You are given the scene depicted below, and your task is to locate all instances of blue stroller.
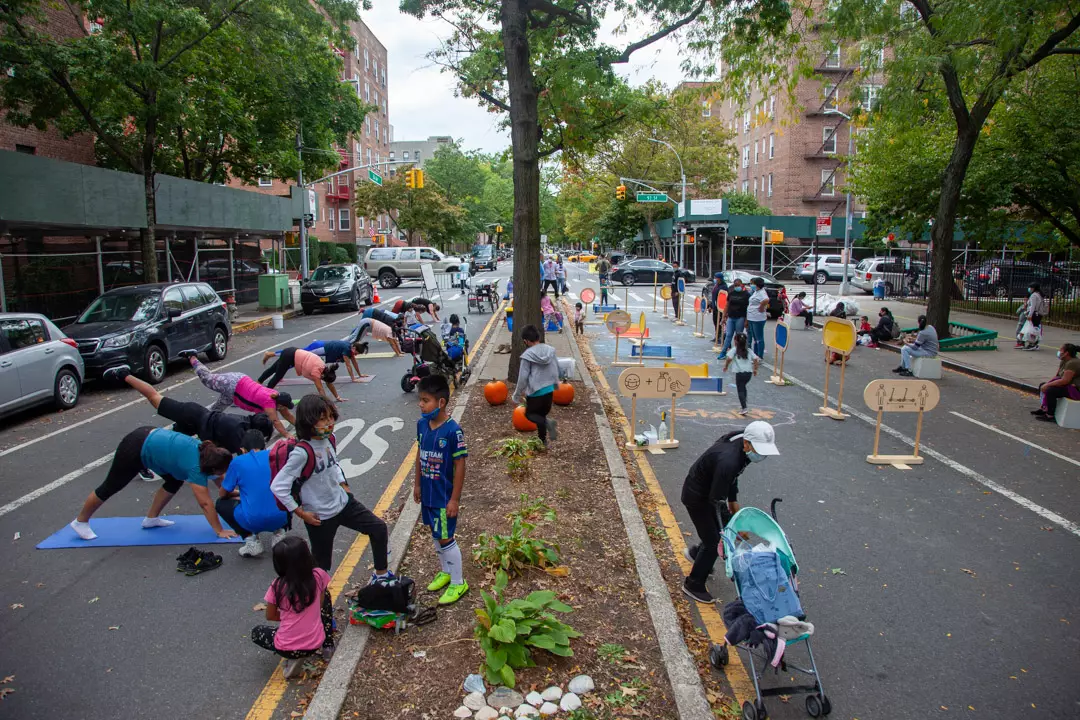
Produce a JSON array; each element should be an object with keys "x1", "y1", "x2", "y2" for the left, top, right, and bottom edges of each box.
[{"x1": 710, "y1": 499, "x2": 830, "y2": 720}]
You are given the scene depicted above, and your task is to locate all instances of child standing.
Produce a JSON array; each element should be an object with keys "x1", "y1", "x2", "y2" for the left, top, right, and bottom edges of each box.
[
  {"x1": 270, "y1": 395, "x2": 390, "y2": 576},
  {"x1": 722, "y1": 332, "x2": 759, "y2": 416},
  {"x1": 414, "y1": 375, "x2": 469, "y2": 605},
  {"x1": 510, "y1": 325, "x2": 560, "y2": 447},
  {"x1": 251, "y1": 535, "x2": 336, "y2": 678},
  {"x1": 574, "y1": 302, "x2": 585, "y2": 335}
]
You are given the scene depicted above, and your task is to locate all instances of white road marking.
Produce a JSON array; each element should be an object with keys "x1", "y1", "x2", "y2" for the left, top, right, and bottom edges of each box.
[
  {"x1": 777, "y1": 368, "x2": 1080, "y2": 538},
  {"x1": 0, "y1": 455, "x2": 114, "y2": 517},
  {"x1": 949, "y1": 411, "x2": 1080, "y2": 468},
  {"x1": 379, "y1": 296, "x2": 400, "y2": 306},
  {"x1": 448, "y1": 293, "x2": 461, "y2": 301},
  {"x1": 630, "y1": 292, "x2": 645, "y2": 302},
  {"x1": 0, "y1": 313, "x2": 359, "y2": 461}
]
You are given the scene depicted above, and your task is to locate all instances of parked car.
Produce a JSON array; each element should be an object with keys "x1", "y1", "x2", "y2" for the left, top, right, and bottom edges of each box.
[
  {"x1": 300, "y1": 264, "x2": 374, "y2": 315},
  {"x1": 65, "y1": 282, "x2": 231, "y2": 384},
  {"x1": 363, "y1": 246, "x2": 467, "y2": 288},
  {"x1": 963, "y1": 261, "x2": 1071, "y2": 299},
  {"x1": 796, "y1": 254, "x2": 855, "y2": 284},
  {"x1": 721, "y1": 270, "x2": 787, "y2": 319},
  {"x1": 610, "y1": 258, "x2": 696, "y2": 286},
  {"x1": 609, "y1": 252, "x2": 635, "y2": 266},
  {"x1": 0, "y1": 313, "x2": 85, "y2": 417},
  {"x1": 470, "y1": 244, "x2": 498, "y2": 273},
  {"x1": 197, "y1": 258, "x2": 263, "y2": 280},
  {"x1": 851, "y1": 257, "x2": 904, "y2": 294}
]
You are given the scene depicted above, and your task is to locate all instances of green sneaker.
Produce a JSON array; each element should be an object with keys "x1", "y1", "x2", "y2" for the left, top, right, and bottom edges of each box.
[
  {"x1": 426, "y1": 571, "x2": 451, "y2": 592},
  {"x1": 438, "y1": 581, "x2": 469, "y2": 605}
]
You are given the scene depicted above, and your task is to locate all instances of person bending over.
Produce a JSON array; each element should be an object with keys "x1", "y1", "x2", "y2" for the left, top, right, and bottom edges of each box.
[
  {"x1": 259, "y1": 348, "x2": 343, "y2": 403},
  {"x1": 408, "y1": 296, "x2": 441, "y2": 322},
  {"x1": 186, "y1": 355, "x2": 294, "y2": 437},
  {"x1": 271, "y1": 340, "x2": 369, "y2": 383}
]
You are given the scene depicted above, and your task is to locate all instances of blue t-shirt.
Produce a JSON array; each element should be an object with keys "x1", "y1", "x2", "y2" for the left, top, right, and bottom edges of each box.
[
  {"x1": 321, "y1": 340, "x2": 352, "y2": 362},
  {"x1": 140, "y1": 428, "x2": 212, "y2": 486},
  {"x1": 221, "y1": 451, "x2": 288, "y2": 533},
  {"x1": 417, "y1": 417, "x2": 467, "y2": 508}
]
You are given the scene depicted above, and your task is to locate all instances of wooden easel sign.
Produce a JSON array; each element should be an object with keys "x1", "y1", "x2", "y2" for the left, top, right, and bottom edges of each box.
[
  {"x1": 693, "y1": 297, "x2": 707, "y2": 338},
  {"x1": 617, "y1": 366, "x2": 691, "y2": 451},
  {"x1": 608, "y1": 310, "x2": 638, "y2": 366},
  {"x1": 815, "y1": 317, "x2": 857, "y2": 420},
  {"x1": 765, "y1": 321, "x2": 789, "y2": 385},
  {"x1": 711, "y1": 289, "x2": 728, "y2": 351},
  {"x1": 580, "y1": 288, "x2": 601, "y2": 325},
  {"x1": 863, "y1": 379, "x2": 940, "y2": 468},
  {"x1": 660, "y1": 285, "x2": 672, "y2": 318}
]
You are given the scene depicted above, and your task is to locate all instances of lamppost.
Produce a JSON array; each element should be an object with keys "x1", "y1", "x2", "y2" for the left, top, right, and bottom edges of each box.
[
  {"x1": 824, "y1": 108, "x2": 854, "y2": 295},
  {"x1": 647, "y1": 137, "x2": 687, "y2": 268}
]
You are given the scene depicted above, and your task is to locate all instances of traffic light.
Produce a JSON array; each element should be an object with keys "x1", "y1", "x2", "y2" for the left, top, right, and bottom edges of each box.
[
  {"x1": 496, "y1": 225, "x2": 503, "y2": 234},
  {"x1": 415, "y1": 169, "x2": 425, "y2": 189},
  {"x1": 405, "y1": 169, "x2": 416, "y2": 189},
  {"x1": 767, "y1": 230, "x2": 784, "y2": 244},
  {"x1": 616, "y1": 184, "x2": 626, "y2": 200},
  {"x1": 686, "y1": 234, "x2": 695, "y2": 244}
]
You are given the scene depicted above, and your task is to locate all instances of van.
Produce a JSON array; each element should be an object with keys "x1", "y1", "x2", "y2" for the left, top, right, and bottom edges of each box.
[{"x1": 362, "y1": 247, "x2": 467, "y2": 288}]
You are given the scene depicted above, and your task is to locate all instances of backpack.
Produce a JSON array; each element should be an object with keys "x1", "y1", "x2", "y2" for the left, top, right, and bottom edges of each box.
[
  {"x1": 349, "y1": 575, "x2": 416, "y2": 631},
  {"x1": 268, "y1": 434, "x2": 337, "y2": 511},
  {"x1": 889, "y1": 319, "x2": 901, "y2": 340}
]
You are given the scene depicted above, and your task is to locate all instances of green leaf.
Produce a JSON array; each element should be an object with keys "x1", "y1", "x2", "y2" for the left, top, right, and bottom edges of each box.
[
  {"x1": 494, "y1": 569, "x2": 509, "y2": 595},
  {"x1": 504, "y1": 642, "x2": 530, "y2": 668},
  {"x1": 526, "y1": 633, "x2": 556, "y2": 650},
  {"x1": 526, "y1": 590, "x2": 556, "y2": 605},
  {"x1": 547, "y1": 599, "x2": 574, "y2": 613},
  {"x1": 547, "y1": 644, "x2": 575, "y2": 657},
  {"x1": 485, "y1": 644, "x2": 507, "y2": 671},
  {"x1": 499, "y1": 663, "x2": 516, "y2": 688},
  {"x1": 489, "y1": 618, "x2": 517, "y2": 643}
]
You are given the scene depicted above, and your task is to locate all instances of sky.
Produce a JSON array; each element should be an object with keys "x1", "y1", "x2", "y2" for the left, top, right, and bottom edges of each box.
[{"x1": 362, "y1": 4, "x2": 690, "y2": 154}]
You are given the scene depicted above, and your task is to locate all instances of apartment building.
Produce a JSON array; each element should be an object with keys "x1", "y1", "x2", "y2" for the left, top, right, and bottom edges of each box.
[{"x1": 388, "y1": 135, "x2": 454, "y2": 170}]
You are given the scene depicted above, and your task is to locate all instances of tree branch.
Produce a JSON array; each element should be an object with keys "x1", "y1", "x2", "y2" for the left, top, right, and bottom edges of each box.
[
  {"x1": 610, "y1": 0, "x2": 707, "y2": 64},
  {"x1": 460, "y1": 75, "x2": 512, "y2": 112},
  {"x1": 1048, "y1": 47, "x2": 1080, "y2": 55},
  {"x1": 158, "y1": 0, "x2": 254, "y2": 70},
  {"x1": 1021, "y1": 12, "x2": 1080, "y2": 70},
  {"x1": 525, "y1": 0, "x2": 590, "y2": 29},
  {"x1": 1013, "y1": 186, "x2": 1080, "y2": 246}
]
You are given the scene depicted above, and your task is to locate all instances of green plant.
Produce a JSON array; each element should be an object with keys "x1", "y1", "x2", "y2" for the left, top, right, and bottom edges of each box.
[
  {"x1": 492, "y1": 437, "x2": 545, "y2": 478},
  {"x1": 508, "y1": 493, "x2": 556, "y2": 524},
  {"x1": 474, "y1": 517, "x2": 559, "y2": 576},
  {"x1": 603, "y1": 678, "x2": 648, "y2": 709},
  {"x1": 475, "y1": 569, "x2": 581, "y2": 688},
  {"x1": 597, "y1": 643, "x2": 627, "y2": 664}
]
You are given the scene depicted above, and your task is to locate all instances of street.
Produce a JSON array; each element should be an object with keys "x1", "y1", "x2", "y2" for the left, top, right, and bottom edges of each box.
[
  {"x1": 0, "y1": 267, "x2": 512, "y2": 720},
  {"x1": 576, "y1": 270, "x2": 1080, "y2": 719}
]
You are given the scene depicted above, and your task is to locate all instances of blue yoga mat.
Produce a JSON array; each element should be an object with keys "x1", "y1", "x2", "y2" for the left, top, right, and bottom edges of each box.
[{"x1": 37, "y1": 516, "x2": 242, "y2": 549}]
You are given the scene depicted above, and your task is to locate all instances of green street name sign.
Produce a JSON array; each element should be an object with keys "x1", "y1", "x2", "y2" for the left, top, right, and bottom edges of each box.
[
  {"x1": 636, "y1": 192, "x2": 669, "y2": 203},
  {"x1": 368, "y1": 169, "x2": 383, "y2": 186}
]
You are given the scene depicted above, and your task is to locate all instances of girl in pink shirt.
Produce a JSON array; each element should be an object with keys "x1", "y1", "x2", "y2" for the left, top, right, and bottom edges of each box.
[
  {"x1": 259, "y1": 348, "x2": 344, "y2": 403},
  {"x1": 251, "y1": 536, "x2": 335, "y2": 677}
]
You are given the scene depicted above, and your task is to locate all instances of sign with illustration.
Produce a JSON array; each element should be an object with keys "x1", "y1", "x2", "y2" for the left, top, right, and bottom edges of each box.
[
  {"x1": 862, "y1": 379, "x2": 941, "y2": 468},
  {"x1": 617, "y1": 367, "x2": 691, "y2": 399}
]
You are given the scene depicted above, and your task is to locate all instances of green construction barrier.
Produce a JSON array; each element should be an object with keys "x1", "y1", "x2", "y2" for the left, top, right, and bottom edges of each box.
[{"x1": 900, "y1": 322, "x2": 998, "y2": 351}]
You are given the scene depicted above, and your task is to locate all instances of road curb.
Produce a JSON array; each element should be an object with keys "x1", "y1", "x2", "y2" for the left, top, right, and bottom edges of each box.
[
  {"x1": 561, "y1": 305, "x2": 715, "y2": 720},
  {"x1": 232, "y1": 309, "x2": 302, "y2": 335}
]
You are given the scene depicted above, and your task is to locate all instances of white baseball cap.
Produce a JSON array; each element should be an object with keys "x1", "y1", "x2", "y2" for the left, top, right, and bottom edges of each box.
[{"x1": 739, "y1": 421, "x2": 779, "y2": 456}]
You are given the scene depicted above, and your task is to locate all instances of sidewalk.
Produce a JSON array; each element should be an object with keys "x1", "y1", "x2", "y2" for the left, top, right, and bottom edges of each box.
[
  {"x1": 837, "y1": 296, "x2": 1078, "y2": 391},
  {"x1": 482, "y1": 315, "x2": 578, "y2": 381},
  {"x1": 230, "y1": 298, "x2": 302, "y2": 333}
]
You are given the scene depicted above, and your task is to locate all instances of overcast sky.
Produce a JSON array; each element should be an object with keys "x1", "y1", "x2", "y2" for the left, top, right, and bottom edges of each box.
[{"x1": 363, "y1": 5, "x2": 689, "y2": 154}]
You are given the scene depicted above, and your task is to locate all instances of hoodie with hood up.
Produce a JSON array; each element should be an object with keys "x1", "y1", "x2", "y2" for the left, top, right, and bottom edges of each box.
[{"x1": 512, "y1": 343, "x2": 560, "y2": 402}]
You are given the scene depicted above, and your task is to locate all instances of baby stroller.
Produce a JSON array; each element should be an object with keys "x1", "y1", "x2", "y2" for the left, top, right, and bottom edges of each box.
[
  {"x1": 468, "y1": 278, "x2": 499, "y2": 314},
  {"x1": 710, "y1": 499, "x2": 829, "y2": 720},
  {"x1": 441, "y1": 322, "x2": 471, "y2": 384},
  {"x1": 401, "y1": 325, "x2": 462, "y2": 392}
]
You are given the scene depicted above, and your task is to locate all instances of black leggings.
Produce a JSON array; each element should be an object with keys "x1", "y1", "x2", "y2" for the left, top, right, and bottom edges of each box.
[
  {"x1": 525, "y1": 393, "x2": 554, "y2": 443},
  {"x1": 157, "y1": 396, "x2": 208, "y2": 438},
  {"x1": 251, "y1": 590, "x2": 334, "y2": 658},
  {"x1": 259, "y1": 347, "x2": 296, "y2": 389},
  {"x1": 305, "y1": 495, "x2": 388, "y2": 573},
  {"x1": 735, "y1": 372, "x2": 752, "y2": 410},
  {"x1": 542, "y1": 279, "x2": 560, "y2": 297},
  {"x1": 672, "y1": 292, "x2": 681, "y2": 319},
  {"x1": 684, "y1": 498, "x2": 731, "y2": 587},
  {"x1": 94, "y1": 427, "x2": 183, "y2": 501}
]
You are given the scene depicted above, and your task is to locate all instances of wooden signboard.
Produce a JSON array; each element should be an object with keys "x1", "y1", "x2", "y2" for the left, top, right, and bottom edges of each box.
[
  {"x1": 711, "y1": 290, "x2": 728, "y2": 350},
  {"x1": 863, "y1": 379, "x2": 941, "y2": 468},
  {"x1": 580, "y1": 288, "x2": 598, "y2": 325},
  {"x1": 765, "y1": 321, "x2": 790, "y2": 386},
  {"x1": 659, "y1": 285, "x2": 672, "y2": 318},
  {"x1": 693, "y1": 297, "x2": 707, "y2": 337},
  {"x1": 617, "y1": 367, "x2": 692, "y2": 450},
  {"x1": 607, "y1": 310, "x2": 637, "y2": 366},
  {"x1": 816, "y1": 317, "x2": 858, "y2": 420}
]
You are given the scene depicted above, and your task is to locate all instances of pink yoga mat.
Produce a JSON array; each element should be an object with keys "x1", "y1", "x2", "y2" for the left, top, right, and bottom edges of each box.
[{"x1": 274, "y1": 374, "x2": 375, "y2": 386}]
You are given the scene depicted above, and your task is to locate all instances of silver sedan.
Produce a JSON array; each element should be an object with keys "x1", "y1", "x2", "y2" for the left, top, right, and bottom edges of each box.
[{"x1": 0, "y1": 313, "x2": 85, "y2": 418}]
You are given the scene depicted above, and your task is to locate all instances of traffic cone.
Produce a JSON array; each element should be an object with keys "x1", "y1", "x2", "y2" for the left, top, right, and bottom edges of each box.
[{"x1": 373, "y1": 288, "x2": 381, "y2": 304}]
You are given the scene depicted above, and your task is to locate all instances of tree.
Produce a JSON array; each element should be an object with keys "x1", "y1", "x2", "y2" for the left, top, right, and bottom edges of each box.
[
  {"x1": 1, "y1": 0, "x2": 367, "y2": 282},
  {"x1": 724, "y1": 192, "x2": 772, "y2": 216},
  {"x1": 400, "y1": 0, "x2": 791, "y2": 378},
  {"x1": 353, "y1": 173, "x2": 466, "y2": 249},
  {"x1": 823, "y1": 0, "x2": 1080, "y2": 335}
]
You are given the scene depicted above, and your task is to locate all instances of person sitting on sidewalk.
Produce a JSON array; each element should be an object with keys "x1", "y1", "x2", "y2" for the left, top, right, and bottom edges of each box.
[
  {"x1": 217, "y1": 430, "x2": 289, "y2": 558},
  {"x1": 510, "y1": 324, "x2": 560, "y2": 448},
  {"x1": 1033, "y1": 343, "x2": 1080, "y2": 422},
  {"x1": 681, "y1": 421, "x2": 779, "y2": 604},
  {"x1": 894, "y1": 315, "x2": 938, "y2": 376},
  {"x1": 789, "y1": 291, "x2": 812, "y2": 328},
  {"x1": 868, "y1": 307, "x2": 896, "y2": 346}
]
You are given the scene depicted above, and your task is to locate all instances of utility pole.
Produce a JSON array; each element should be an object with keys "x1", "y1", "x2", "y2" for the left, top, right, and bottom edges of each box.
[
  {"x1": 825, "y1": 109, "x2": 854, "y2": 295},
  {"x1": 297, "y1": 130, "x2": 310, "y2": 280},
  {"x1": 647, "y1": 138, "x2": 687, "y2": 267}
]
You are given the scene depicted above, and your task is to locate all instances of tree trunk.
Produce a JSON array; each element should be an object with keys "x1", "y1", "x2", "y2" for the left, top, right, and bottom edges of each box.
[
  {"x1": 926, "y1": 127, "x2": 979, "y2": 339},
  {"x1": 502, "y1": 0, "x2": 542, "y2": 382},
  {"x1": 141, "y1": 119, "x2": 160, "y2": 283}
]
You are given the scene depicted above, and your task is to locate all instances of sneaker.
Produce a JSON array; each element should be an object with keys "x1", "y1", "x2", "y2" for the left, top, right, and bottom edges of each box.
[
  {"x1": 282, "y1": 657, "x2": 305, "y2": 679},
  {"x1": 238, "y1": 536, "x2": 264, "y2": 558},
  {"x1": 737, "y1": 408, "x2": 749, "y2": 416},
  {"x1": 547, "y1": 418, "x2": 559, "y2": 443},
  {"x1": 138, "y1": 468, "x2": 156, "y2": 482},
  {"x1": 681, "y1": 579, "x2": 714, "y2": 604},
  {"x1": 1031, "y1": 409, "x2": 1047, "y2": 416},
  {"x1": 1035, "y1": 414, "x2": 1055, "y2": 423},
  {"x1": 898, "y1": 369, "x2": 914, "y2": 377},
  {"x1": 177, "y1": 349, "x2": 199, "y2": 359},
  {"x1": 185, "y1": 550, "x2": 223, "y2": 575},
  {"x1": 892, "y1": 366, "x2": 905, "y2": 374},
  {"x1": 103, "y1": 365, "x2": 132, "y2": 380},
  {"x1": 320, "y1": 643, "x2": 336, "y2": 662},
  {"x1": 270, "y1": 528, "x2": 288, "y2": 548},
  {"x1": 176, "y1": 547, "x2": 200, "y2": 572},
  {"x1": 1014, "y1": 343, "x2": 1025, "y2": 349},
  {"x1": 438, "y1": 581, "x2": 469, "y2": 605},
  {"x1": 427, "y1": 571, "x2": 452, "y2": 592},
  {"x1": 369, "y1": 570, "x2": 396, "y2": 584}
]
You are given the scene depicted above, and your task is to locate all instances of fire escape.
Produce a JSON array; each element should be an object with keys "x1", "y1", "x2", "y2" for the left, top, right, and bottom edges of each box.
[
  {"x1": 325, "y1": 149, "x2": 351, "y2": 202},
  {"x1": 802, "y1": 62, "x2": 853, "y2": 218}
]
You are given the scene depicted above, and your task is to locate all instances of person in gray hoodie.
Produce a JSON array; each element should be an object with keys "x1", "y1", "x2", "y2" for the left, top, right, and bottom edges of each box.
[{"x1": 511, "y1": 324, "x2": 561, "y2": 446}]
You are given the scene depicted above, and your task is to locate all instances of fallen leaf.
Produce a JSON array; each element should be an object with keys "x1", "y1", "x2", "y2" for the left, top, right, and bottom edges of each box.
[
  {"x1": 961, "y1": 568, "x2": 977, "y2": 577},
  {"x1": 10, "y1": 604, "x2": 23, "y2": 610},
  {"x1": 940, "y1": 706, "x2": 948, "y2": 711},
  {"x1": 1, "y1": 676, "x2": 13, "y2": 684},
  {"x1": 779, "y1": 694, "x2": 791, "y2": 703},
  {"x1": 108, "y1": 625, "x2": 120, "y2": 631},
  {"x1": 12, "y1": 532, "x2": 19, "y2": 541},
  {"x1": 35, "y1": 583, "x2": 44, "y2": 588},
  {"x1": 253, "y1": 602, "x2": 267, "y2": 612},
  {"x1": 830, "y1": 568, "x2": 846, "y2": 575},
  {"x1": 620, "y1": 686, "x2": 639, "y2": 696},
  {"x1": 544, "y1": 566, "x2": 570, "y2": 577},
  {"x1": 291, "y1": 712, "x2": 303, "y2": 718},
  {"x1": 89, "y1": 597, "x2": 99, "y2": 604},
  {"x1": 0, "y1": 688, "x2": 13, "y2": 700},
  {"x1": 968, "y1": 706, "x2": 975, "y2": 711}
]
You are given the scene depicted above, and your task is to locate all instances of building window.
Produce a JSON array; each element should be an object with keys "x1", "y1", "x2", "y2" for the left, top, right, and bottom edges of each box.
[
  {"x1": 742, "y1": 179, "x2": 749, "y2": 193},
  {"x1": 768, "y1": 173, "x2": 774, "y2": 197},
  {"x1": 367, "y1": 148, "x2": 372, "y2": 165},
  {"x1": 754, "y1": 141, "x2": 759, "y2": 164},
  {"x1": 329, "y1": 212, "x2": 335, "y2": 231},
  {"x1": 743, "y1": 110, "x2": 750, "y2": 133},
  {"x1": 375, "y1": 118, "x2": 380, "y2": 136},
  {"x1": 822, "y1": 126, "x2": 837, "y2": 154},
  {"x1": 389, "y1": 151, "x2": 395, "y2": 160},
  {"x1": 373, "y1": 58, "x2": 378, "y2": 76},
  {"x1": 364, "y1": 47, "x2": 369, "y2": 70},
  {"x1": 861, "y1": 84, "x2": 881, "y2": 111},
  {"x1": 358, "y1": 215, "x2": 365, "y2": 229},
  {"x1": 14, "y1": 144, "x2": 35, "y2": 155},
  {"x1": 742, "y1": 145, "x2": 750, "y2": 168},
  {"x1": 825, "y1": 84, "x2": 838, "y2": 110},
  {"x1": 769, "y1": 95, "x2": 776, "y2": 118},
  {"x1": 702, "y1": 100, "x2": 711, "y2": 117},
  {"x1": 339, "y1": 209, "x2": 351, "y2": 231},
  {"x1": 825, "y1": 44, "x2": 841, "y2": 68},
  {"x1": 403, "y1": 151, "x2": 410, "y2": 160},
  {"x1": 364, "y1": 82, "x2": 370, "y2": 102},
  {"x1": 821, "y1": 170, "x2": 836, "y2": 196},
  {"x1": 258, "y1": 177, "x2": 273, "y2": 187},
  {"x1": 753, "y1": 178, "x2": 758, "y2": 196},
  {"x1": 414, "y1": 150, "x2": 420, "y2": 161},
  {"x1": 769, "y1": 133, "x2": 775, "y2": 159},
  {"x1": 354, "y1": 41, "x2": 360, "y2": 60},
  {"x1": 374, "y1": 90, "x2": 379, "y2": 107},
  {"x1": 365, "y1": 116, "x2": 370, "y2": 136}
]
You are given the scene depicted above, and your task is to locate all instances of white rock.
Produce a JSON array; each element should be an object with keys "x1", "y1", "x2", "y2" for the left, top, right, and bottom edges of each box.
[
  {"x1": 525, "y1": 692, "x2": 544, "y2": 707},
  {"x1": 559, "y1": 693, "x2": 582, "y2": 712},
  {"x1": 453, "y1": 707, "x2": 473, "y2": 719},
  {"x1": 475, "y1": 708, "x2": 500, "y2": 720},
  {"x1": 539, "y1": 702, "x2": 558, "y2": 716},
  {"x1": 568, "y1": 674, "x2": 595, "y2": 695},
  {"x1": 464, "y1": 693, "x2": 488, "y2": 711},
  {"x1": 498, "y1": 709, "x2": 513, "y2": 716},
  {"x1": 498, "y1": 717, "x2": 513, "y2": 720},
  {"x1": 514, "y1": 705, "x2": 539, "y2": 718},
  {"x1": 540, "y1": 686, "x2": 563, "y2": 702}
]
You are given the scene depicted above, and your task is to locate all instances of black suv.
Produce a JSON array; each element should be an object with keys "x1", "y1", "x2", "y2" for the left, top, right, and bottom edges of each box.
[
  {"x1": 65, "y1": 282, "x2": 231, "y2": 384},
  {"x1": 470, "y1": 245, "x2": 498, "y2": 273},
  {"x1": 300, "y1": 264, "x2": 374, "y2": 315}
]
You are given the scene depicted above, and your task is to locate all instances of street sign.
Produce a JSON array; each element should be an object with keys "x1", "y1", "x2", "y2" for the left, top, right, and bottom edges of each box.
[
  {"x1": 617, "y1": 367, "x2": 691, "y2": 399},
  {"x1": 863, "y1": 379, "x2": 940, "y2": 414},
  {"x1": 636, "y1": 192, "x2": 670, "y2": 203},
  {"x1": 368, "y1": 169, "x2": 383, "y2": 186},
  {"x1": 816, "y1": 217, "x2": 832, "y2": 236}
]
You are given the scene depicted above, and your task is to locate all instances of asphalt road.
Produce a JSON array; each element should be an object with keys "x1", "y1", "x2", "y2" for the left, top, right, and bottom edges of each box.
[
  {"x1": 0, "y1": 266, "x2": 512, "y2": 720},
  {"x1": 580, "y1": 277, "x2": 1080, "y2": 719}
]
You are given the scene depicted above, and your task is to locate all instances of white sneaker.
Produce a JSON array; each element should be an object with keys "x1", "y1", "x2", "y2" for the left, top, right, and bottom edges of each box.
[
  {"x1": 270, "y1": 529, "x2": 287, "y2": 548},
  {"x1": 238, "y1": 536, "x2": 264, "y2": 558},
  {"x1": 282, "y1": 657, "x2": 305, "y2": 679}
]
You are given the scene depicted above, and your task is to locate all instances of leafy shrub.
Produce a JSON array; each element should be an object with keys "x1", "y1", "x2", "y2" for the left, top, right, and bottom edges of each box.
[
  {"x1": 491, "y1": 437, "x2": 545, "y2": 478},
  {"x1": 475, "y1": 569, "x2": 581, "y2": 688},
  {"x1": 507, "y1": 493, "x2": 556, "y2": 524},
  {"x1": 474, "y1": 517, "x2": 559, "y2": 576}
]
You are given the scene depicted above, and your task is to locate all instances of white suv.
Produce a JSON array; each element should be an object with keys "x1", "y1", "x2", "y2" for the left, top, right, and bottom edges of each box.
[
  {"x1": 363, "y1": 247, "x2": 467, "y2": 288},
  {"x1": 795, "y1": 254, "x2": 855, "y2": 285}
]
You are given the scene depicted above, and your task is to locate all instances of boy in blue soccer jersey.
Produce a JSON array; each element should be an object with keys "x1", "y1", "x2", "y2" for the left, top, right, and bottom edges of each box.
[{"x1": 414, "y1": 375, "x2": 469, "y2": 605}]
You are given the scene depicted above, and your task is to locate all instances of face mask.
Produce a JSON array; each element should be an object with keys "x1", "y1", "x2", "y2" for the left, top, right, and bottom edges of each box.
[
  {"x1": 421, "y1": 407, "x2": 441, "y2": 421},
  {"x1": 1058, "y1": 350, "x2": 1064, "y2": 359},
  {"x1": 747, "y1": 450, "x2": 766, "y2": 463},
  {"x1": 312, "y1": 424, "x2": 334, "y2": 440}
]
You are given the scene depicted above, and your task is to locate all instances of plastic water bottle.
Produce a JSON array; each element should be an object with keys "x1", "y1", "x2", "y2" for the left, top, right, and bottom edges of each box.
[{"x1": 658, "y1": 412, "x2": 668, "y2": 442}]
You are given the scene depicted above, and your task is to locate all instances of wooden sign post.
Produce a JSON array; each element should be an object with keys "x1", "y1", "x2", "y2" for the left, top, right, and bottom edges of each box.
[
  {"x1": 660, "y1": 285, "x2": 672, "y2": 318},
  {"x1": 580, "y1": 288, "x2": 599, "y2": 325},
  {"x1": 607, "y1": 310, "x2": 637, "y2": 367},
  {"x1": 711, "y1": 290, "x2": 728, "y2": 352},
  {"x1": 674, "y1": 277, "x2": 687, "y2": 326},
  {"x1": 863, "y1": 379, "x2": 941, "y2": 468},
  {"x1": 617, "y1": 366, "x2": 692, "y2": 450},
  {"x1": 765, "y1": 321, "x2": 790, "y2": 385},
  {"x1": 652, "y1": 271, "x2": 659, "y2": 312},
  {"x1": 693, "y1": 297, "x2": 707, "y2": 337},
  {"x1": 815, "y1": 317, "x2": 857, "y2": 420}
]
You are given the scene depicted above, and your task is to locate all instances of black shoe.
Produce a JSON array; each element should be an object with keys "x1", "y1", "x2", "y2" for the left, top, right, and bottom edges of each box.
[
  {"x1": 176, "y1": 547, "x2": 200, "y2": 572},
  {"x1": 177, "y1": 349, "x2": 199, "y2": 359},
  {"x1": 898, "y1": 369, "x2": 914, "y2": 377},
  {"x1": 682, "y1": 579, "x2": 715, "y2": 604},
  {"x1": 185, "y1": 550, "x2": 223, "y2": 575},
  {"x1": 1031, "y1": 409, "x2": 1047, "y2": 416},
  {"x1": 1035, "y1": 414, "x2": 1055, "y2": 423},
  {"x1": 892, "y1": 366, "x2": 905, "y2": 374},
  {"x1": 103, "y1": 365, "x2": 132, "y2": 381}
]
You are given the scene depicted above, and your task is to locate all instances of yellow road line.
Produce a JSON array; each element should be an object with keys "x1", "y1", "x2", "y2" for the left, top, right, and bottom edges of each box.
[
  {"x1": 580, "y1": 339, "x2": 756, "y2": 705},
  {"x1": 245, "y1": 302, "x2": 504, "y2": 720}
]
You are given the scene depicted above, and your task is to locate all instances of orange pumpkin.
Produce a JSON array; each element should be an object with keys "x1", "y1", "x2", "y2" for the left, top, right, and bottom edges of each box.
[
  {"x1": 552, "y1": 382, "x2": 575, "y2": 406},
  {"x1": 513, "y1": 405, "x2": 537, "y2": 431},
  {"x1": 484, "y1": 379, "x2": 508, "y2": 406}
]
